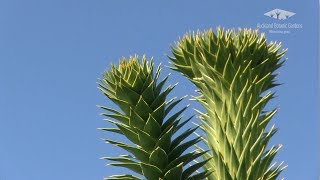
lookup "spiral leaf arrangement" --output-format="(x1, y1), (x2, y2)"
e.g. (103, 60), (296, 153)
(169, 28), (286, 180)
(98, 56), (210, 180)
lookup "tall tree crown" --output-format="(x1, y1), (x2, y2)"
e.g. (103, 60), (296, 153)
(169, 28), (286, 180)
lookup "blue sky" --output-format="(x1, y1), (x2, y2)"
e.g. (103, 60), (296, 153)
(0, 0), (318, 179)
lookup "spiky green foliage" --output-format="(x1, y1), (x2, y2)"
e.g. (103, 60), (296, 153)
(169, 28), (286, 179)
(98, 55), (210, 180)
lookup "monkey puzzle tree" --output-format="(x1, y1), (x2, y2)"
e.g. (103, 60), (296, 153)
(98, 56), (210, 180)
(169, 28), (286, 179)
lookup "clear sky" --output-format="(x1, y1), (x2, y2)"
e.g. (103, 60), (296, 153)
(0, 0), (318, 179)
